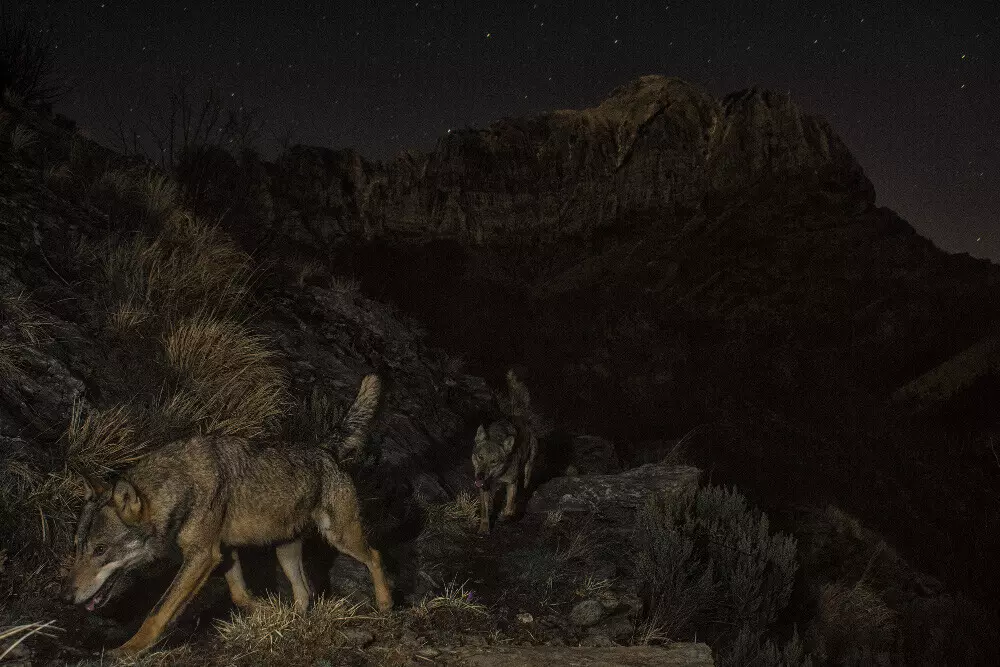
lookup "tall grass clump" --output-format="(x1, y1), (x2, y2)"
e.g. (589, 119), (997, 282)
(214, 595), (369, 665)
(162, 315), (287, 439)
(0, 291), (52, 377)
(635, 485), (807, 665)
(97, 211), (254, 323)
(67, 199), (286, 481)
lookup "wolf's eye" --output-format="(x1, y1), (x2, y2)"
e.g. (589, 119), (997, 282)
(92, 544), (107, 557)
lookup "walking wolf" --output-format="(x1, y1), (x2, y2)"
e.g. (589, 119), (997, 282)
(63, 375), (392, 655)
(472, 368), (541, 534)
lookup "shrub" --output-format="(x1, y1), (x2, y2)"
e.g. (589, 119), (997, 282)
(635, 485), (803, 664)
(0, 4), (64, 108)
(812, 580), (895, 664)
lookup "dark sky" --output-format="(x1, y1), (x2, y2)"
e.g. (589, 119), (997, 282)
(18, 0), (1000, 261)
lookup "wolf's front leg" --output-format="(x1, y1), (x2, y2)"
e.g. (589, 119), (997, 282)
(478, 488), (493, 535)
(500, 481), (518, 521)
(115, 546), (222, 655)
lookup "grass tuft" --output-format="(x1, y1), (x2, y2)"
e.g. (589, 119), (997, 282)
(162, 315), (288, 439)
(141, 172), (181, 221)
(0, 620), (63, 662)
(65, 400), (156, 474)
(9, 123), (37, 153)
(415, 578), (488, 617)
(214, 595), (369, 663)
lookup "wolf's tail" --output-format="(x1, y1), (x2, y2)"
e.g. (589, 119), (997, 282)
(323, 374), (385, 459)
(505, 367), (531, 418)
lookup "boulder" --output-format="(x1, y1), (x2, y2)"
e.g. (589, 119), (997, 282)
(527, 464), (701, 516)
(438, 643), (714, 666)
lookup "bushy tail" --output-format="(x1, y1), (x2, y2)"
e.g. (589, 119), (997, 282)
(324, 374), (384, 462)
(505, 367), (531, 418)
(502, 367), (554, 438)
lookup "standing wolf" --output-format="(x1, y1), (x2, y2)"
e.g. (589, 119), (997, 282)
(63, 375), (392, 656)
(472, 368), (543, 535)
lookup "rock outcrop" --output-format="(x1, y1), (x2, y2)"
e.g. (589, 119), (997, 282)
(438, 643), (715, 666)
(263, 75), (872, 245)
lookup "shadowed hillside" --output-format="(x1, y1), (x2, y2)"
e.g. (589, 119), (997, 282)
(2, 74), (999, 666)
(214, 76), (1000, 612)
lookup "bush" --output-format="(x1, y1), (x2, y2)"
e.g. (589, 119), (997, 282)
(635, 485), (805, 665)
(0, 4), (65, 108)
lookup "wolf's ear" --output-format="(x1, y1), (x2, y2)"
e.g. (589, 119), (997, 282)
(501, 435), (516, 455)
(111, 479), (145, 525)
(81, 473), (109, 501)
(475, 424), (487, 443)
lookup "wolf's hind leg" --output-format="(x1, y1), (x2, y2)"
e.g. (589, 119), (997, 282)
(275, 539), (312, 613)
(318, 512), (393, 612)
(224, 549), (258, 609)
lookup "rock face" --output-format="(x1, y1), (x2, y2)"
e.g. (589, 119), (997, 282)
(247, 74), (1000, 607)
(438, 644), (715, 666)
(527, 464), (701, 516)
(263, 75), (871, 245)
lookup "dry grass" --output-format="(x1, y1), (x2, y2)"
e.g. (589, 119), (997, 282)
(0, 291), (53, 377)
(0, 620), (63, 661)
(162, 315), (287, 439)
(283, 385), (344, 445)
(106, 301), (153, 333)
(43, 163), (73, 190)
(65, 400), (157, 474)
(1, 291), (53, 346)
(112, 644), (196, 667)
(9, 123), (37, 153)
(214, 595), (370, 664)
(295, 259), (325, 287)
(140, 172), (180, 221)
(813, 580), (896, 662)
(2, 87), (26, 109)
(97, 213), (253, 321)
(329, 274), (361, 299)
(424, 491), (480, 525)
(90, 167), (135, 203)
(415, 578), (488, 617)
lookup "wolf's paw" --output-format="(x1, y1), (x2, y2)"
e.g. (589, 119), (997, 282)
(499, 510), (516, 522)
(477, 523), (491, 536)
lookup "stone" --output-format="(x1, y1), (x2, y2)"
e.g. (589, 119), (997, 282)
(442, 644), (715, 666)
(527, 464), (701, 516)
(569, 435), (621, 474)
(570, 599), (605, 628)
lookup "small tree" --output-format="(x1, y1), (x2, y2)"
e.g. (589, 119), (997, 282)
(0, 4), (65, 108)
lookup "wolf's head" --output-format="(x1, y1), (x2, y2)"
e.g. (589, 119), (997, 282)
(61, 476), (159, 611)
(472, 421), (516, 490)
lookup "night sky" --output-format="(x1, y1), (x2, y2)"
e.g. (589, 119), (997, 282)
(17, 0), (1000, 261)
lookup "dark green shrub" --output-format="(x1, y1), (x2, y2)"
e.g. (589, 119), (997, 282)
(635, 484), (807, 665)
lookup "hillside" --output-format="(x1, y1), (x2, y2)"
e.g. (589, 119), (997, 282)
(221, 76), (1000, 610)
(1, 76), (999, 666)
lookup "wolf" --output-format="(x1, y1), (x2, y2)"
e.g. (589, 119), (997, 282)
(62, 375), (392, 656)
(472, 368), (541, 535)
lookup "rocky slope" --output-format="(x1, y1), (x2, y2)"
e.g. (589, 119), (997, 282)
(231, 75), (1000, 610)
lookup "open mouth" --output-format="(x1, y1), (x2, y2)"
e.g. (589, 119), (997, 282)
(82, 570), (121, 611)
